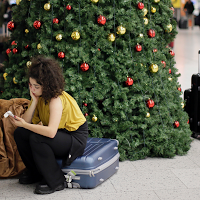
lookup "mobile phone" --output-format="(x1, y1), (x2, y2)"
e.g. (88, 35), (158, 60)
(4, 111), (15, 118)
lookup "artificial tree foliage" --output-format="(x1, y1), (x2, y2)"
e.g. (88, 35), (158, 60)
(0, 0), (192, 161)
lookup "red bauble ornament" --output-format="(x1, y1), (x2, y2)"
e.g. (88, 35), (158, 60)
(11, 41), (17, 45)
(161, 60), (166, 68)
(66, 4), (71, 10)
(169, 69), (171, 74)
(187, 119), (189, 124)
(58, 52), (65, 59)
(148, 29), (155, 38)
(33, 20), (42, 29)
(135, 44), (142, 52)
(25, 45), (29, 49)
(146, 99), (155, 108)
(84, 113), (88, 117)
(80, 63), (89, 72)
(12, 48), (18, 54)
(7, 21), (15, 31)
(174, 121), (179, 128)
(169, 50), (175, 57)
(125, 77), (134, 86)
(83, 103), (88, 107)
(153, 48), (157, 53)
(137, 2), (144, 9)
(6, 48), (11, 55)
(97, 15), (106, 25)
(53, 18), (59, 24)
(178, 87), (181, 92)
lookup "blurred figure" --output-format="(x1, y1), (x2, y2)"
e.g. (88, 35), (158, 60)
(0, 0), (9, 33)
(184, 0), (195, 29)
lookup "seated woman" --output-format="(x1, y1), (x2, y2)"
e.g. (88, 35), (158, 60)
(9, 56), (88, 194)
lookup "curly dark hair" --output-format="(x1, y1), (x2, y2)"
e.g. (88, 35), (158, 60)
(28, 56), (65, 101)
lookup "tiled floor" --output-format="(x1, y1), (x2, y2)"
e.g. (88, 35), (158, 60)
(1, 26), (200, 200)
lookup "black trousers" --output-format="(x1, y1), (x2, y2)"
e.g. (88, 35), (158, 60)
(14, 127), (73, 189)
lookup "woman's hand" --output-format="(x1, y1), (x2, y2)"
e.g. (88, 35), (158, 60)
(9, 115), (27, 128)
(29, 84), (39, 104)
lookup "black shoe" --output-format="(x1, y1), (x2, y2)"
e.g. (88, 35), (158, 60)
(19, 170), (41, 184)
(34, 181), (66, 195)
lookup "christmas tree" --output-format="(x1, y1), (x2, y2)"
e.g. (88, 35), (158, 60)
(0, 0), (192, 160)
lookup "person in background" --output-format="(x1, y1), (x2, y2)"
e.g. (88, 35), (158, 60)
(0, 0), (9, 33)
(184, 0), (195, 29)
(9, 56), (88, 195)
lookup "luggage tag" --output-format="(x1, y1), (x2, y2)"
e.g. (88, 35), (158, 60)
(64, 170), (81, 188)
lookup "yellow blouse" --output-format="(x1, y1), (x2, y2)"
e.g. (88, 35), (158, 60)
(30, 91), (86, 131)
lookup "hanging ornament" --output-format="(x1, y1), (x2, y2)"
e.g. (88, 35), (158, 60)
(125, 77), (134, 86)
(16, 0), (21, 5)
(37, 43), (42, 49)
(170, 7), (175, 14)
(143, 17), (148, 25)
(168, 77), (172, 81)
(181, 102), (184, 108)
(135, 44), (142, 52)
(178, 87), (181, 92)
(169, 69), (172, 74)
(117, 25), (126, 35)
(83, 102), (88, 107)
(53, 18), (59, 24)
(139, 33), (144, 38)
(165, 24), (172, 33)
(108, 33), (115, 42)
(11, 41), (17, 45)
(169, 50), (175, 57)
(26, 61), (32, 68)
(137, 2), (144, 10)
(33, 20), (41, 29)
(44, 3), (51, 11)
(84, 113), (88, 117)
(151, 6), (156, 13)
(25, 29), (29, 33)
(3, 73), (8, 80)
(25, 45), (29, 49)
(13, 77), (17, 84)
(6, 48), (11, 55)
(149, 64), (158, 73)
(187, 119), (189, 124)
(56, 34), (62, 41)
(91, 0), (99, 3)
(66, 4), (72, 10)
(12, 48), (18, 54)
(97, 15), (106, 25)
(148, 29), (155, 38)
(80, 62), (89, 72)
(161, 60), (166, 68)
(142, 8), (148, 16)
(146, 99), (155, 108)
(146, 112), (150, 118)
(153, 48), (157, 53)
(58, 52), (65, 59)
(174, 121), (179, 128)
(154, 0), (160, 2)
(92, 115), (98, 122)
(7, 21), (15, 31)
(71, 31), (80, 40)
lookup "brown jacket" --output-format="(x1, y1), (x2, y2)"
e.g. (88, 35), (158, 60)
(0, 98), (30, 178)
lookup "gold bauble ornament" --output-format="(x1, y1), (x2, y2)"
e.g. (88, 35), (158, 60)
(142, 8), (148, 16)
(116, 25), (126, 35)
(143, 17), (148, 25)
(13, 77), (17, 84)
(25, 29), (29, 34)
(92, 115), (98, 122)
(181, 102), (185, 108)
(151, 7), (156, 13)
(146, 112), (150, 118)
(108, 33), (115, 42)
(139, 33), (144, 38)
(26, 61), (32, 68)
(44, 3), (51, 11)
(56, 34), (62, 41)
(168, 77), (172, 81)
(16, 0), (21, 5)
(37, 43), (42, 49)
(71, 31), (80, 40)
(149, 64), (158, 73)
(3, 73), (8, 80)
(154, 0), (160, 3)
(165, 24), (172, 33)
(91, 0), (99, 3)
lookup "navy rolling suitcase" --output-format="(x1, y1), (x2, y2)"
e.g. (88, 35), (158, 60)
(56, 138), (119, 189)
(184, 50), (200, 138)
